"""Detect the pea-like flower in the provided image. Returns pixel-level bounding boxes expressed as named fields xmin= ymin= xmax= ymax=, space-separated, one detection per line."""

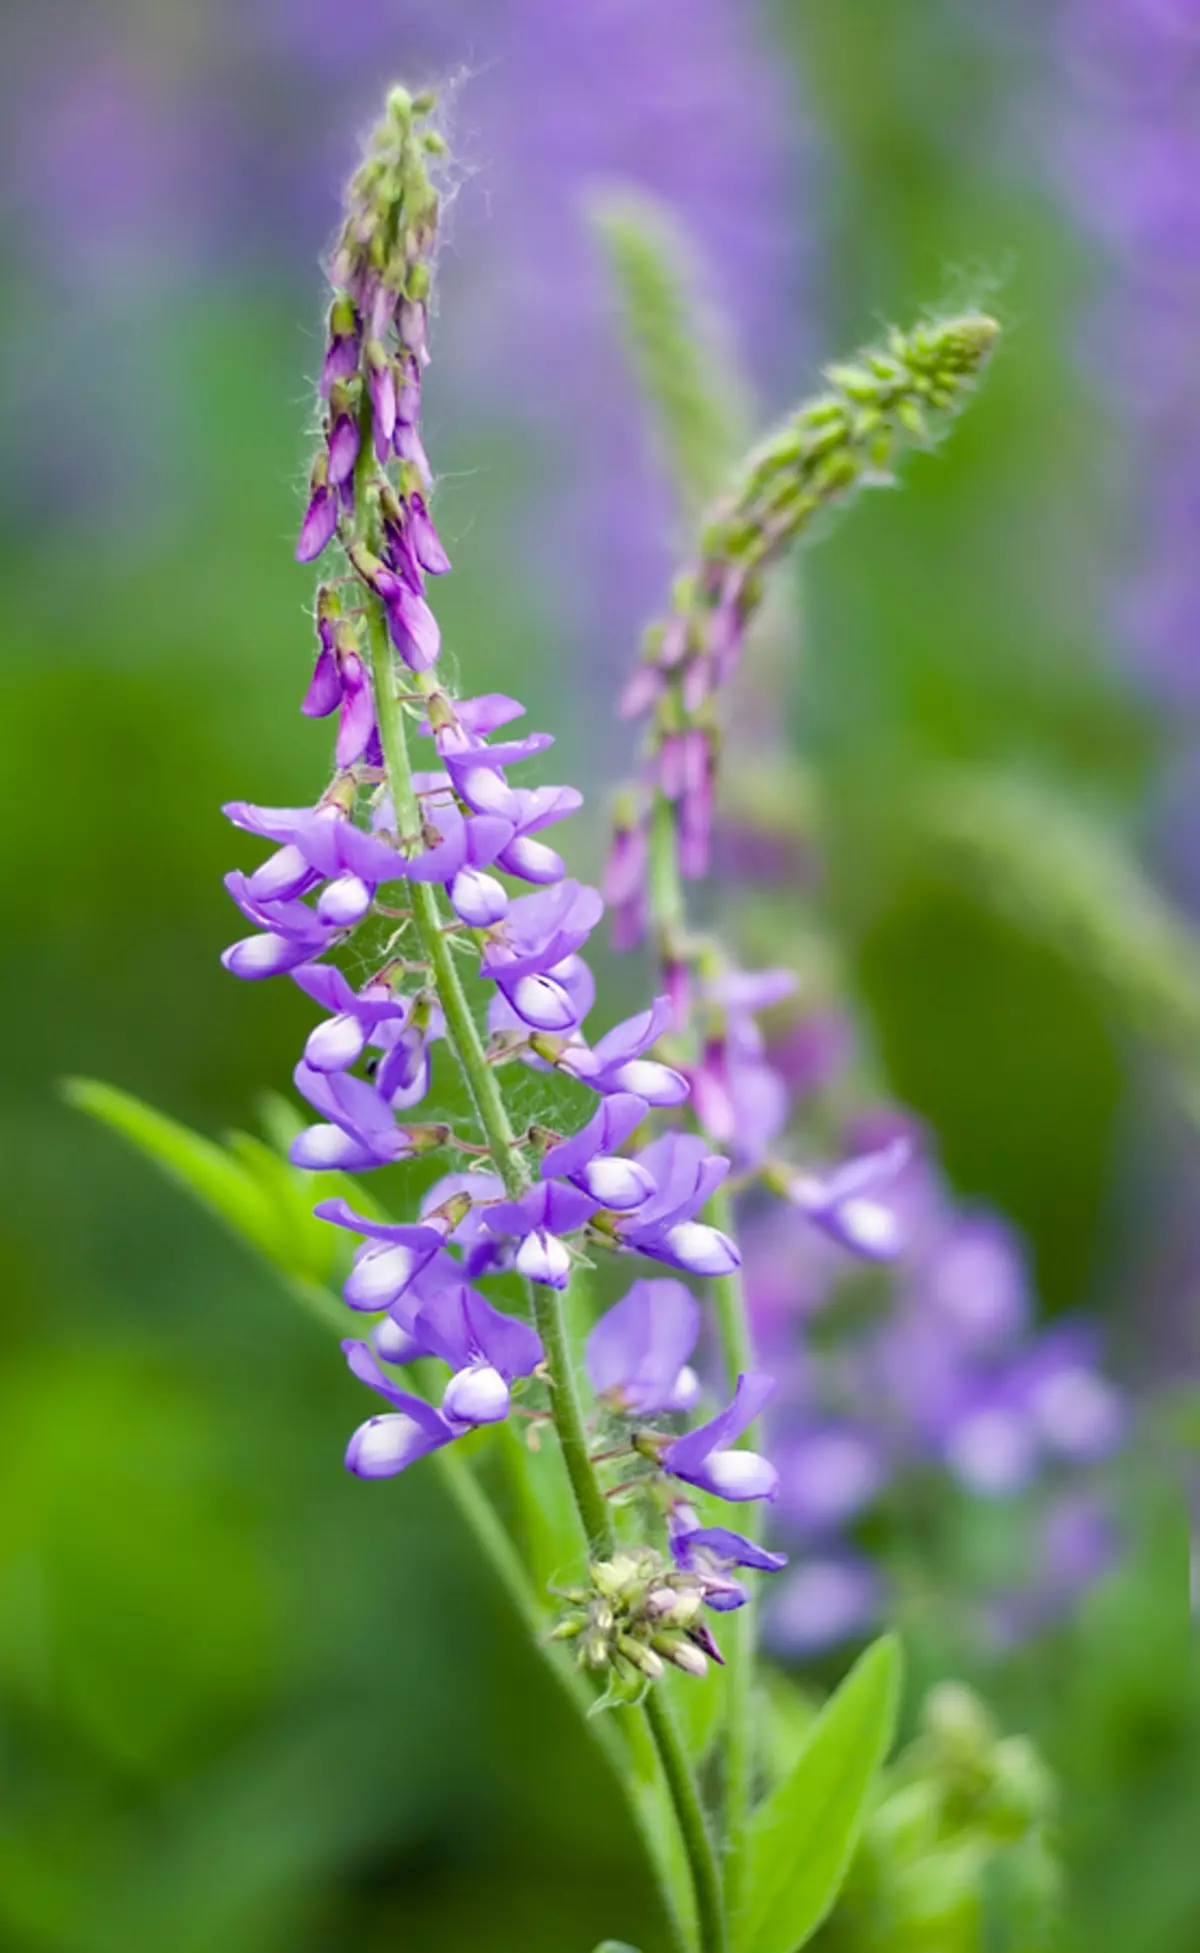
xmin=315 ymin=1196 xmax=457 ymax=1309
xmin=610 ymin=1132 xmax=739 ymax=1277
xmin=668 ymin=1505 xmax=787 ymax=1611
xmin=481 ymin=1180 xmax=598 ymax=1288
xmin=785 ymin=1136 xmax=912 ymax=1260
xmin=586 ymin=1278 xmax=701 ymax=1415
xmin=538 ymin=1093 xmax=654 ymax=1210
xmin=662 ymin=1373 xmax=779 ymax=1502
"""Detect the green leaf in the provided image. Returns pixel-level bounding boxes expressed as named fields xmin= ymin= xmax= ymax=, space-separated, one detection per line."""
xmin=65 ymin=1077 xmax=287 ymax=1264
xmin=739 ymin=1635 xmax=902 ymax=1953
xmin=592 ymin=1943 xmax=643 ymax=1952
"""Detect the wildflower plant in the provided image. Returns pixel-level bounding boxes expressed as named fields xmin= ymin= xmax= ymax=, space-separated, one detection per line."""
xmin=72 ymin=84 xmax=1054 ymax=1953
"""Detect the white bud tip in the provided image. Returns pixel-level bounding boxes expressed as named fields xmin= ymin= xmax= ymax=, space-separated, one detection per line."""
xmin=704 ymin=1449 xmax=779 ymax=1501
xmin=442 ymin=1364 xmax=511 ymax=1425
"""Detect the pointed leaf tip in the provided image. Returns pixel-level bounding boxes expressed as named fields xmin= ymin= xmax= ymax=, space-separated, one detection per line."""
xmin=739 ymin=1633 xmax=902 ymax=1953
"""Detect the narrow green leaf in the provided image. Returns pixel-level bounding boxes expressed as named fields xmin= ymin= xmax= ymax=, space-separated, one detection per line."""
xmin=740 ymin=1635 xmax=902 ymax=1953
xmin=224 ymin=1129 xmax=340 ymax=1285
xmin=592 ymin=1943 xmax=643 ymax=1952
xmin=65 ymin=1078 xmax=283 ymax=1263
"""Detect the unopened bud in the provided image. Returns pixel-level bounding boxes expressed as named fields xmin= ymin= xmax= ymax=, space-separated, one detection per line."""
xmin=924 ymin=1683 xmax=996 ymax=1764
xmin=401 ymin=1123 xmax=453 ymax=1158
xmin=653 ymin=1635 xmax=708 ymax=1678
xmin=592 ymin=1554 xmax=643 ymax=1600
xmin=423 ymin=689 xmax=459 ymax=733
xmin=618 ymin=1635 xmax=664 ymax=1681
xmin=982 ymin=1736 xmax=1056 ymax=1840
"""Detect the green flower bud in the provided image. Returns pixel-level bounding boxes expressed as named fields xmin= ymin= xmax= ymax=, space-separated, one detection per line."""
xmin=652 ymin=1634 xmax=708 ymax=1678
xmin=980 ymin=1737 xmax=1057 ymax=1841
xmin=618 ymin=1635 xmax=664 ymax=1681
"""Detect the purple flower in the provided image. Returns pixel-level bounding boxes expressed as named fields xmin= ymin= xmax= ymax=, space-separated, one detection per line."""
xmin=417 ymin=1170 xmax=510 ymax=1280
xmin=480 ymin=881 xmax=604 ymax=1030
xmin=688 ymin=969 xmax=796 ymax=1164
xmin=668 ymin=1506 xmax=787 ymax=1611
xmin=291 ymin=962 xmax=411 ymax=1072
xmin=586 ymin=1278 xmax=701 ymax=1414
xmin=321 ymin=296 xmax=361 ymax=392
xmin=326 ymin=389 xmax=361 ymax=486
xmin=539 ymin=1092 xmax=653 ymax=1210
xmin=301 ymin=635 xmax=377 ymax=769
xmin=786 ymin=1137 xmax=912 ymax=1260
xmin=390 ymin=1277 xmax=544 ymax=1426
xmin=941 ymin=1381 xmax=1040 ymax=1499
xmin=290 ymin=1061 xmax=418 ymax=1171
xmin=349 ymin=545 xmax=441 ymax=672
xmin=223 ymin=800 xmax=407 ymax=892
xmin=917 ymin=1215 xmax=1030 ymax=1353
xmin=315 ymin=1196 xmax=454 ymax=1311
xmin=765 ymin=1555 xmax=883 ymax=1656
xmin=559 ymin=996 xmax=689 ymax=1105
xmin=613 ymin=1131 xmax=739 ymax=1276
xmin=437 ymin=734 xmax=561 ymax=821
xmin=397 ymin=787 xmax=515 ymax=926
xmin=481 ymin=1179 xmax=597 ymax=1288
xmin=773 ymin=1425 xmax=886 ymax=1534
xmin=662 ymin=1372 xmax=778 ymax=1502
xmin=296 ymin=454 xmax=338 ymax=563
xmin=342 ymin=1341 xmax=458 ymax=1479
xmin=492 ymin=784 xmax=584 ymax=883
xmin=1016 ymin=1322 xmax=1125 ymax=1463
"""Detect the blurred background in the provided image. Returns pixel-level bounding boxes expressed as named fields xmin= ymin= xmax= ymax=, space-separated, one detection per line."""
xmin=0 ymin=1 xmax=1196 ymax=1948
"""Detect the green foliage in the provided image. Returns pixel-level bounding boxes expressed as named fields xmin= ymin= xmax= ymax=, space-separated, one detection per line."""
xmin=814 ymin=1682 xmax=1061 ymax=1953
xmin=738 ymin=1637 xmax=902 ymax=1953
xmin=591 ymin=188 xmax=751 ymax=518
xmin=63 ymin=1077 xmax=362 ymax=1322
xmin=0 ymin=1347 xmax=273 ymax=1774
xmin=920 ymin=769 xmax=1200 ymax=1096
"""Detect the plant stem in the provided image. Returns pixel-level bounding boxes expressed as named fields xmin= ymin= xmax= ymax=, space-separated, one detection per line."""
xmin=647 ymin=791 xmax=763 ymax=1922
xmin=708 ymin=1185 xmax=759 ymax=1923
xmin=365 ymin=595 xmax=725 ymax=1953
xmin=365 ymin=604 xmax=527 ymax=1198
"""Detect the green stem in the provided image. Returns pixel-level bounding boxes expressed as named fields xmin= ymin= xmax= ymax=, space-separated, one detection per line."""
xmin=708 ymin=1186 xmax=759 ymax=1923
xmin=645 ymin=1689 xmax=729 ymax=1953
xmin=647 ymin=792 xmax=763 ymax=1921
xmin=365 ymin=595 xmax=724 ymax=1953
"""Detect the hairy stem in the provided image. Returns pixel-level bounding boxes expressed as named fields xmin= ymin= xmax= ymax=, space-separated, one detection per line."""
xmin=647 ymin=788 xmax=762 ymax=1919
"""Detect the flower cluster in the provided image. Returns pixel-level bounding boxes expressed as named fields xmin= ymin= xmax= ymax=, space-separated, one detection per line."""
xmin=744 ymin=1136 xmax=1124 ymax=1655
xmin=606 ymin=314 xmax=999 ymax=926
xmin=219 ymin=87 xmax=789 ymax=1664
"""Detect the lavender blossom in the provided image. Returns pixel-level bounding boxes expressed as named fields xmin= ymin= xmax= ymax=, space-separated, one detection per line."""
xmin=218 ymin=91 xmax=786 ymax=1765
xmin=586 ymin=1279 xmax=702 ymax=1415
xmin=662 ymin=1373 xmax=779 ymax=1502
xmin=668 ymin=1507 xmax=787 ymax=1612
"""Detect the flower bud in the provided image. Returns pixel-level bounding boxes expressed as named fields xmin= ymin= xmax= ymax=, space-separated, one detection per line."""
xmin=618 ymin=1635 xmax=664 ymax=1681
xmin=653 ymin=1635 xmax=708 ymax=1678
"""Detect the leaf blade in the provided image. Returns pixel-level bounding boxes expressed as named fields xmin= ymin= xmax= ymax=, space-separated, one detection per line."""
xmin=740 ymin=1634 xmax=902 ymax=1953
